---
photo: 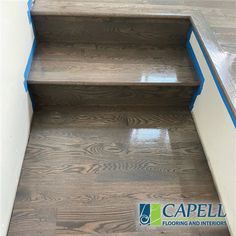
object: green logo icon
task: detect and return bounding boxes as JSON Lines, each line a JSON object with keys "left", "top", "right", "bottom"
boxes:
{"left": 150, "top": 204, "right": 162, "bottom": 226}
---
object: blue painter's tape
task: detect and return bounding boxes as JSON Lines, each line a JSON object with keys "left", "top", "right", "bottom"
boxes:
{"left": 27, "top": 10, "right": 32, "bottom": 24}
{"left": 27, "top": 0, "right": 33, "bottom": 9}
{"left": 186, "top": 26, "right": 205, "bottom": 111}
{"left": 24, "top": 0, "right": 36, "bottom": 110}
{"left": 187, "top": 40, "right": 205, "bottom": 111}
{"left": 24, "top": 38, "right": 36, "bottom": 92}
{"left": 27, "top": 0, "right": 33, "bottom": 23}
{"left": 187, "top": 26, "right": 236, "bottom": 128}
{"left": 186, "top": 25, "right": 193, "bottom": 42}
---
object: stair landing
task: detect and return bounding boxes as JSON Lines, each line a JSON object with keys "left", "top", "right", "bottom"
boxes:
{"left": 8, "top": 107, "right": 230, "bottom": 235}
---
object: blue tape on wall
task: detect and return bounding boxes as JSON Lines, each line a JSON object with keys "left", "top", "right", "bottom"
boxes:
{"left": 24, "top": 0, "right": 35, "bottom": 92}
{"left": 24, "top": 0, "right": 36, "bottom": 110}
{"left": 27, "top": 0, "right": 33, "bottom": 23}
{"left": 186, "top": 27, "right": 205, "bottom": 111}
{"left": 187, "top": 26, "right": 236, "bottom": 128}
{"left": 23, "top": 38, "right": 36, "bottom": 92}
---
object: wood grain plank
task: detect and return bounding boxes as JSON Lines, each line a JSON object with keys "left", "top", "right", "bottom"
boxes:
{"left": 13, "top": 183, "right": 219, "bottom": 209}
{"left": 29, "top": 84, "right": 196, "bottom": 107}
{"left": 56, "top": 205, "right": 136, "bottom": 234}
{"left": 8, "top": 208, "right": 56, "bottom": 233}
{"left": 33, "top": 16, "right": 190, "bottom": 46}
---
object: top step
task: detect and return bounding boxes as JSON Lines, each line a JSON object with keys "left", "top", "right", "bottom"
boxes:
{"left": 31, "top": 0, "right": 188, "bottom": 17}
{"left": 31, "top": 1, "right": 190, "bottom": 46}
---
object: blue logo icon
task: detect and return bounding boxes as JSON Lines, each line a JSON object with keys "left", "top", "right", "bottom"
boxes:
{"left": 139, "top": 204, "right": 150, "bottom": 225}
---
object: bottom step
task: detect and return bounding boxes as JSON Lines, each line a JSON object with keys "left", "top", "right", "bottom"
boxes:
{"left": 8, "top": 106, "right": 229, "bottom": 235}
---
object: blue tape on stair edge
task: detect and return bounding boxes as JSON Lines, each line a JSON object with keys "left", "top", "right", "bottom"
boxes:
{"left": 23, "top": 38, "right": 36, "bottom": 91}
{"left": 23, "top": 38, "right": 36, "bottom": 111}
{"left": 24, "top": 0, "right": 36, "bottom": 110}
{"left": 187, "top": 40, "right": 205, "bottom": 111}
{"left": 186, "top": 26, "right": 236, "bottom": 128}
{"left": 27, "top": 0, "right": 33, "bottom": 23}
{"left": 27, "top": 10, "right": 32, "bottom": 24}
{"left": 27, "top": 0, "right": 33, "bottom": 9}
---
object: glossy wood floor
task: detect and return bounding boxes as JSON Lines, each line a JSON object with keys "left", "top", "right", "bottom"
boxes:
{"left": 29, "top": 43, "right": 197, "bottom": 85}
{"left": 8, "top": 106, "right": 230, "bottom": 235}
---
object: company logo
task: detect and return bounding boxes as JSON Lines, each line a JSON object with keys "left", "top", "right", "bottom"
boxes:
{"left": 139, "top": 203, "right": 226, "bottom": 227}
{"left": 139, "top": 204, "right": 162, "bottom": 226}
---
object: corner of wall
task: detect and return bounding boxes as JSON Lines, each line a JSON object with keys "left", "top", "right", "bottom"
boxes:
{"left": 0, "top": 1, "right": 35, "bottom": 235}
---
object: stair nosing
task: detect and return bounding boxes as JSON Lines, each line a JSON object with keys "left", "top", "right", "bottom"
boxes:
{"left": 28, "top": 80, "right": 199, "bottom": 87}
{"left": 31, "top": 10, "right": 190, "bottom": 20}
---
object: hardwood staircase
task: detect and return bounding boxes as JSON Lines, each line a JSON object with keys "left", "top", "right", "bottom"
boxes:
{"left": 29, "top": 15, "right": 198, "bottom": 107}
{"left": 8, "top": 1, "right": 230, "bottom": 235}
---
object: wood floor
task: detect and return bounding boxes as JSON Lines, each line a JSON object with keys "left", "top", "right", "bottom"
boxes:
{"left": 8, "top": 107, "right": 230, "bottom": 235}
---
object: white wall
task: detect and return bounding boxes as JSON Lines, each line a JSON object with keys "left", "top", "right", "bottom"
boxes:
{"left": 0, "top": 1, "right": 34, "bottom": 235}
{"left": 190, "top": 32, "right": 236, "bottom": 235}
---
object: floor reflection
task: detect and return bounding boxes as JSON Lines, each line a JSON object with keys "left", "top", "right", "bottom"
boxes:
{"left": 130, "top": 128, "right": 170, "bottom": 145}
{"left": 140, "top": 72, "right": 178, "bottom": 83}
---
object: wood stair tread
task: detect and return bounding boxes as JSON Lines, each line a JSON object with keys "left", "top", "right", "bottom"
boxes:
{"left": 28, "top": 43, "right": 198, "bottom": 86}
{"left": 31, "top": 0, "right": 187, "bottom": 16}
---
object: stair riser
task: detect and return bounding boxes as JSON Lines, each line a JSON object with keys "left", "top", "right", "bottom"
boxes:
{"left": 29, "top": 84, "right": 196, "bottom": 107}
{"left": 33, "top": 15, "right": 190, "bottom": 46}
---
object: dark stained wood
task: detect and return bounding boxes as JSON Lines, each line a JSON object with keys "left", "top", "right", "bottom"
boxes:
{"left": 8, "top": 107, "right": 230, "bottom": 235}
{"left": 29, "top": 84, "right": 196, "bottom": 107}
{"left": 33, "top": 15, "right": 190, "bottom": 46}
{"left": 28, "top": 43, "right": 198, "bottom": 107}
{"left": 29, "top": 43, "right": 197, "bottom": 86}
{"left": 13, "top": 183, "right": 218, "bottom": 209}
{"left": 31, "top": 0, "right": 236, "bottom": 127}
